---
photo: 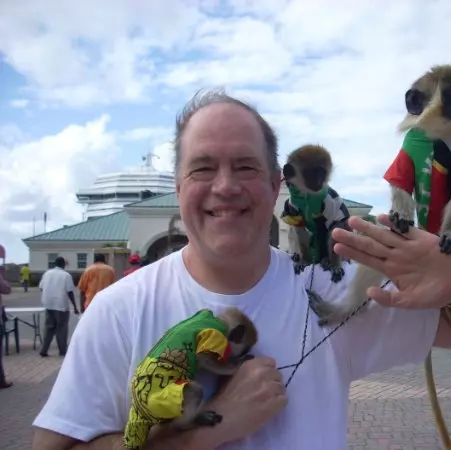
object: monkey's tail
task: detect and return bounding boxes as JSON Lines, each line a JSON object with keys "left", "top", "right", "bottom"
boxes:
{"left": 347, "top": 264, "right": 386, "bottom": 308}
{"left": 425, "top": 350, "right": 451, "bottom": 449}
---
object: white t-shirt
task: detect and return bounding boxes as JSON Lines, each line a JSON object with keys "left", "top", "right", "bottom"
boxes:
{"left": 32, "top": 247, "right": 440, "bottom": 450}
{"left": 39, "top": 267, "right": 75, "bottom": 312}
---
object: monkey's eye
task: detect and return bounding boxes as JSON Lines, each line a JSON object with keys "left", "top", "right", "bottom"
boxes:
{"left": 405, "top": 89, "right": 426, "bottom": 116}
{"left": 282, "top": 163, "right": 295, "bottom": 179}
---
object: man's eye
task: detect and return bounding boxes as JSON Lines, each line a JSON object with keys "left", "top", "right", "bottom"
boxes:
{"left": 237, "top": 166, "right": 255, "bottom": 171}
{"left": 192, "top": 167, "right": 212, "bottom": 172}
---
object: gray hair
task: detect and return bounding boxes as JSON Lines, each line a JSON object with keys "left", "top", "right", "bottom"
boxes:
{"left": 173, "top": 88, "right": 279, "bottom": 178}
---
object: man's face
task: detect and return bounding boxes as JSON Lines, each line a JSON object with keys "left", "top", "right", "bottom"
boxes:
{"left": 176, "top": 102, "right": 281, "bottom": 261}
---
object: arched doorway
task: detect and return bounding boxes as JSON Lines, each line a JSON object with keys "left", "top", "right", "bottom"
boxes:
{"left": 146, "top": 234, "right": 188, "bottom": 262}
{"left": 270, "top": 215, "right": 279, "bottom": 248}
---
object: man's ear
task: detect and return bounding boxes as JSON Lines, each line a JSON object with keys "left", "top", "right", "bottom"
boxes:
{"left": 271, "top": 169, "right": 281, "bottom": 195}
{"left": 176, "top": 183, "right": 181, "bottom": 196}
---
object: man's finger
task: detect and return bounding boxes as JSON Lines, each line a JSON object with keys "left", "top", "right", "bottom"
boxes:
{"left": 367, "top": 286, "right": 400, "bottom": 307}
{"left": 332, "top": 228, "right": 391, "bottom": 260}
{"left": 333, "top": 243, "right": 385, "bottom": 273}
{"left": 346, "top": 216, "right": 408, "bottom": 249}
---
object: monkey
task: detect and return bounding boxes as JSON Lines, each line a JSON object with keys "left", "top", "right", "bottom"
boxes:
{"left": 123, "top": 307, "right": 258, "bottom": 450}
{"left": 386, "top": 64, "right": 451, "bottom": 249}
{"left": 308, "top": 64, "right": 451, "bottom": 327}
{"left": 280, "top": 144, "right": 352, "bottom": 283}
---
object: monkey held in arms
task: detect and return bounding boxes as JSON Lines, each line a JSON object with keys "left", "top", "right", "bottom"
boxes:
{"left": 280, "top": 144, "right": 352, "bottom": 283}
{"left": 123, "top": 308, "right": 258, "bottom": 449}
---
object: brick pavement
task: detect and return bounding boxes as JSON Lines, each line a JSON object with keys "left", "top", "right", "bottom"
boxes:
{"left": 0, "top": 340, "right": 62, "bottom": 450}
{"left": 1, "top": 287, "right": 451, "bottom": 450}
{"left": 1, "top": 345, "right": 450, "bottom": 450}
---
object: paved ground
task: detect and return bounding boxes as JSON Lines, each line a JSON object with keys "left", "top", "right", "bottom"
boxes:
{"left": 1, "top": 288, "right": 451, "bottom": 449}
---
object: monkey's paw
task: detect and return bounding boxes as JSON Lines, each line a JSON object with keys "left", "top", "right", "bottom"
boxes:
{"left": 293, "top": 261, "right": 309, "bottom": 275}
{"left": 319, "top": 258, "right": 332, "bottom": 272}
{"left": 389, "top": 210, "right": 414, "bottom": 234}
{"left": 308, "top": 289, "right": 343, "bottom": 327}
{"left": 439, "top": 231, "right": 451, "bottom": 254}
{"left": 330, "top": 267, "right": 345, "bottom": 283}
{"left": 195, "top": 411, "right": 223, "bottom": 427}
{"left": 291, "top": 252, "right": 301, "bottom": 263}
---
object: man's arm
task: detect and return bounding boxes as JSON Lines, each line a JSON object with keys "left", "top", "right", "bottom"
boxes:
{"left": 32, "top": 427, "right": 223, "bottom": 450}
{"left": 65, "top": 275, "right": 78, "bottom": 313}
{"left": 77, "top": 272, "right": 87, "bottom": 313}
{"left": 434, "top": 308, "right": 451, "bottom": 348}
{"left": 67, "top": 291, "right": 79, "bottom": 313}
{"left": 301, "top": 263, "right": 440, "bottom": 381}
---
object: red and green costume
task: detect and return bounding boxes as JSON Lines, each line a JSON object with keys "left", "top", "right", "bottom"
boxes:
{"left": 384, "top": 128, "right": 451, "bottom": 233}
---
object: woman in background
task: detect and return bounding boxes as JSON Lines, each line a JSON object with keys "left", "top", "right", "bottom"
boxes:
{"left": 0, "top": 270, "right": 13, "bottom": 389}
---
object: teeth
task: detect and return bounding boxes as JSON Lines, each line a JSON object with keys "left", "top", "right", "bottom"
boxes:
{"left": 211, "top": 210, "right": 241, "bottom": 217}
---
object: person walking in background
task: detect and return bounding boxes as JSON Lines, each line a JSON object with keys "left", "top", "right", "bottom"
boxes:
{"left": 20, "top": 263, "right": 30, "bottom": 292}
{"left": 78, "top": 253, "right": 115, "bottom": 313}
{"left": 123, "top": 253, "right": 141, "bottom": 277}
{"left": 39, "top": 257, "right": 79, "bottom": 357}
{"left": 0, "top": 270, "right": 12, "bottom": 389}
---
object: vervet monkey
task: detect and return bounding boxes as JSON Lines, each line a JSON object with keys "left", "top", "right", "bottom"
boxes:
{"left": 281, "top": 144, "right": 352, "bottom": 283}
{"left": 309, "top": 64, "right": 451, "bottom": 326}
{"left": 123, "top": 307, "right": 258, "bottom": 450}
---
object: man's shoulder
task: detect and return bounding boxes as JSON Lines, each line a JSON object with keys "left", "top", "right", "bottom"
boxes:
{"left": 93, "top": 251, "right": 184, "bottom": 304}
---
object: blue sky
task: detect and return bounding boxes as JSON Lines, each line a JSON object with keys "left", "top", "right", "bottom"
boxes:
{"left": 1, "top": 0, "right": 450, "bottom": 262}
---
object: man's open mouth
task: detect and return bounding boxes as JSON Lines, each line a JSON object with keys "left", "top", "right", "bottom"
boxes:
{"left": 206, "top": 209, "right": 248, "bottom": 217}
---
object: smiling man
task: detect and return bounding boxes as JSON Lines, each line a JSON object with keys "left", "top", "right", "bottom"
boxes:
{"left": 31, "top": 89, "right": 450, "bottom": 450}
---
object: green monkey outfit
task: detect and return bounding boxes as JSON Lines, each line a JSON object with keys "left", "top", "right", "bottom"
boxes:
{"left": 123, "top": 309, "right": 233, "bottom": 450}
{"left": 281, "top": 182, "right": 351, "bottom": 263}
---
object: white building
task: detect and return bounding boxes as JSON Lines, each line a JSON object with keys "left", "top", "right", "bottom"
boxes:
{"left": 23, "top": 185, "right": 373, "bottom": 282}
{"left": 76, "top": 153, "right": 175, "bottom": 220}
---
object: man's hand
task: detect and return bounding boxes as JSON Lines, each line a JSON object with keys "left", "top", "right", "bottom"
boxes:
{"left": 332, "top": 214, "right": 451, "bottom": 310}
{"left": 205, "top": 356, "right": 287, "bottom": 445}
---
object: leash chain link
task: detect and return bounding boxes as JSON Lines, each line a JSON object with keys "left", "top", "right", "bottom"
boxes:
{"left": 279, "top": 265, "right": 391, "bottom": 388}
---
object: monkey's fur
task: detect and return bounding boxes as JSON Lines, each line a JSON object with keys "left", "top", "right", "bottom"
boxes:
{"left": 309, "top": 65, "right": 451, "bottom": 326}
{"left": 123, "top": 307, "right": 258, "bottom": 449}
{"left": 281, "top": 144, "right": 352, "bottom": 283}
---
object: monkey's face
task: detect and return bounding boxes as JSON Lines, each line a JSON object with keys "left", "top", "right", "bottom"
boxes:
{"left": 283, "top": 162, "right": 329, "bottom": 193}
{"left": 283, "top": 145, "right": 332, "bottom": 194}
{"left": 218, "top": 307, "right": 258, "bottom": 359}
{"left": 399, "top": 65, "right": 451, "bottom": 140}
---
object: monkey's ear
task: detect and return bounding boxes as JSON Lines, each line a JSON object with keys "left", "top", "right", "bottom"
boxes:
{"left": 228, "top": 325, "right": 246, "bottom": 343}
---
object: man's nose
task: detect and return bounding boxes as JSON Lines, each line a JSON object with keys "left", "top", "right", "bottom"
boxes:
{"left": 211, "top": 168, "right": 242, "bottom": 196}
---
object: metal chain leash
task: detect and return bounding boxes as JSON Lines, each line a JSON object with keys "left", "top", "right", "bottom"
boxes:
{"left": 278, "top": 264, "right": 391, "bottom": 387}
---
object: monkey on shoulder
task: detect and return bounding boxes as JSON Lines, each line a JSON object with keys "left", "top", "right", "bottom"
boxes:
{"left": 309, "top": 64, "right": 451, "bottom": 327}
{"left": 281, "top": 144, "right": 352, "bottom": 283}
{"left": 123, "top": 307, "right": 258, "bottom": 450}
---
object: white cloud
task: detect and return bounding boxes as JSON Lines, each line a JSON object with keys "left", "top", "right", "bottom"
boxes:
{"left": 120, "top": 126, "right": 173, "bottom": 142}
{"left": 0, "top": 116, "right": 121, "bottom": 262}
{"left": 0, "top": 0, "right": 203, "bottom": 108}
{"left": 2, "top": 0, "right": 451, "bottom": 260}
{"left": 10, "top": 99, "right": 30, "bottom": 108}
